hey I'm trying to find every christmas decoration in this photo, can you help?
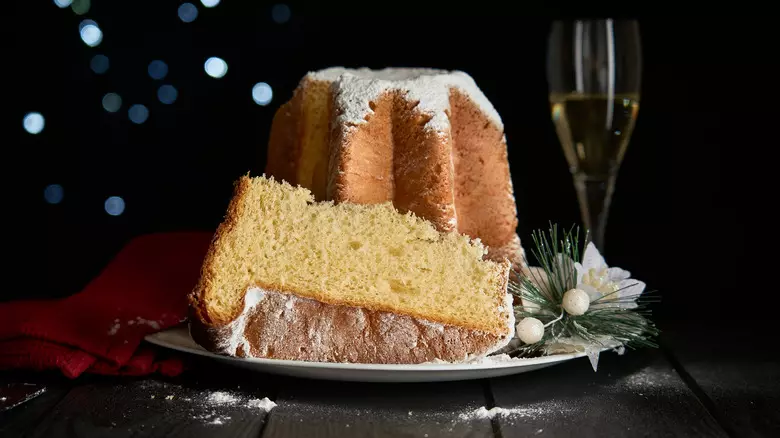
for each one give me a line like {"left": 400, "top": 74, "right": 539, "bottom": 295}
{"left": 515, "top": 317, "right": 544, "bottom": 344}
{"left": 562, "top": 288, "right": 589, "bottom": 315}
{"left": 505, "top": 224, "right": 659, "bottom": 371}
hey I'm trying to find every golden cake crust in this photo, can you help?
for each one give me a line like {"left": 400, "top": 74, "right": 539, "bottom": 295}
{"left": 190, "top": 287, "right": 513, "bottom": 364}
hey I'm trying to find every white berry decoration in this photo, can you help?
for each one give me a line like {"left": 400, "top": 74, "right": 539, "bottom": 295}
{"left": 515, "top": 317, "right": 544, "bottom": 344}
{"left": 562, "top": 288, "right": 590, "bottom": 315}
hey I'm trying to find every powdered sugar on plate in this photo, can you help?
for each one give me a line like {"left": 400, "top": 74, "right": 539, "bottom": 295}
{"left": 467, "top": 354, "right": 525, "bottom": 365}
{"left": 423, "top": 353, "right": 529, "bottom": 365}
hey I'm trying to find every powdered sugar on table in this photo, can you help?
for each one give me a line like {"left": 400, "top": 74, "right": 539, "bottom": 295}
{"left": 139, "top": 381, "right": 277, "bottom": 427}
{"left": 457, "top": 400, "right": 572, "bottom": 422}
{"left": 202, "top": 391, "right": 276, "bottom": 412}
{"left": 206, "top": 391, "right": 240, "bottom": 405}
{"left": 247, "top": 397, "right": 278, "bottom": 411}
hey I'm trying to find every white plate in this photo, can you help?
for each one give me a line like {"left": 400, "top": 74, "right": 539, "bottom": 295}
{"left": 145, "top": 326, "right": 589, "bottom": 383}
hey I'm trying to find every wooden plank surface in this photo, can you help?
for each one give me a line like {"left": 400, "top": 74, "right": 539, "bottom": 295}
{"left": 0, "top": 373, "right": 72, "bottom": 438}
{"left": 261, "top": 378, "right": 495, "bottom": 438}
{"left": 662, "top": 322, "right": 780, "bottom": 438}
{"left": 9, "top": 326, "right": 777, "bottom": 438}
{"left": 20, "top": 358, "right": 280, "bottom": 438}
{"left": 24, "top": 379, "right": 271, "bottom": 438}
{"left": 488, "top": 347, "right": 727, "bottom": 437}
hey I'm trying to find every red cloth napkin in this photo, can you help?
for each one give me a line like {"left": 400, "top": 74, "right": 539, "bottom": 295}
{"left": 0, "top": 232, "right": 213, "bottom": 378}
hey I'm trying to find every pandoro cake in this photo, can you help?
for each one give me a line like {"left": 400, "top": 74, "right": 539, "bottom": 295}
{"left": 188, "top": 176, "right": 515, "bottom": 363}
{"left": 265, "top": 67, "right": 524, "bottom": 267}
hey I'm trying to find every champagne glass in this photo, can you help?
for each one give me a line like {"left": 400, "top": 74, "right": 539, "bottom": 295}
{"left": 546, "top": 19, "right": 642, "bottom": 251}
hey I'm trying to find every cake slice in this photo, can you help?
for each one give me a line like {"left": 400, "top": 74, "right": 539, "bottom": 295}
{"left": 188, "top": 175, "right": 515, "bottom": 364}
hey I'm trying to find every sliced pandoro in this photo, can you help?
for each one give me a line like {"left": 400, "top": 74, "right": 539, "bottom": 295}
{"left": 188, "top": 175, "right": 515, "bottom": 364}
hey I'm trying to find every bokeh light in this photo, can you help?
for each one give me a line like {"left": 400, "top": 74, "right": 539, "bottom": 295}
{"left": 23, "top": 112, "right": 45, "bottom": 134}
{"left": 90, "top": 54, "right": 109, "bottom": 74}
{"left": 102, "top": 93, "right": 122, "bottom": 112}
{"left": 104, "top": 196, "right": 126, "bottom": 216}
{"left": 200, "top": 0, "right": 220, "bottom": 7}
{"left": 128, "top": 104, "right": 149, "bottom": 124}
{"left": 53, "top": 0, "right": 73, "bottom": 8}
{"left": 147, "top": 60, "right": 169, "bottom": 80}
{"left": 71, "top": 0, "right": 90, "bottom": 15}
{"left": 78, "top": 19, "right": 95, "bottom": 31}
{"left": 204, "top": 57, "right": 228, "bottom": 78}
{"left": 271, "top": 4, "right": 291, "bottom": 24}
{"left": 252, "top": 82, "right": 273, "bottom": 106}
{"left": 44, "top": 184, "right": 64, "bottom": 204}
{"left": 178, "top": 3, "right": 198, "bottom": 22}
{"left": 79, "top": 20, "right": 102, "bottom": 47}
{"left": 157, "top": 85, "right": 178, "bottom": 104}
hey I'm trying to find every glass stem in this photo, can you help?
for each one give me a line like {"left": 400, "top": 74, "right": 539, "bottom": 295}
{"left": 573, "top": 171, "right": 618, "bottom": 252}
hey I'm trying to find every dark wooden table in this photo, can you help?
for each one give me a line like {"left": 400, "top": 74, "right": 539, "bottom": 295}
{"left": 2, "top": 322, "right": 777, "bottom": 438}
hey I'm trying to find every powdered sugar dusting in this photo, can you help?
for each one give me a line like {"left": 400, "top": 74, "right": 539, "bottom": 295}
{"left": 207, "top": 391, "right": 240, "bottom": 405}
{"left": 501, "top": 290, "right": 516, "bottom": 348}
{"left": 312, "top": 67, "right": 444, "bottom": 82}
{"left": 137, "top": 381, "right": 277, "bottom": 427}
{"left": 206, "top": 415, "right": 230, "bottom": 425}
{"left": 107, "top": 321, "right": 120, "bottom": 335}
{"left": 431, "top": 289, "right": 514, "bottom": 359}
{"left": 467, "top": 353, "right": 522, "bottom": 365}
{"left": 311, "top": 67, "right": 503, "bottom": 132}
{"left": 135, "top": 317, "right": 161, "bottom": 330}
{"left": 217, "top": 286, "right": 267, "bottom": 355}
{"left": 421, "top": 353, "right": 527, "bottom": 366}
{"left": 458, "top": 401, "right": 572, "bottom": 422}
{"left": 459, "top": 406, "right": 524, "bottom": 420}
{"left": 247, "top": 397, "right": 277, "bottom": 412}
{"left": 417, "top": 318, "right": 445, "bottom": 333}
{"left": 609, "top": 365, "right": 685, "bottom": 396}
{"left": 199, "top": 391, "right": 277, "bottom": 413}
{"left": 108, "top": 316, "right": 163, "bottom": 336}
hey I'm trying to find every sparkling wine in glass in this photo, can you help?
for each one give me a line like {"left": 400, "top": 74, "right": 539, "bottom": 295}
{"left": 546, "top": 19, "right": 642, "bottom": 251}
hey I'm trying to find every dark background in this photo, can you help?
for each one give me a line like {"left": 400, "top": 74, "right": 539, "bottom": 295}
{"left": 10, "top": 2, "right": 774, "bottom": 323}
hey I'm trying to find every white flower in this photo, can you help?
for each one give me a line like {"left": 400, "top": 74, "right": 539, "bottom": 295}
{"left": 574, "top": 242, "right": 645, "bottom": 309}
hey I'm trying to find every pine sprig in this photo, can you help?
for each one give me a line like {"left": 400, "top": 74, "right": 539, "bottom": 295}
{"left": 507, "top": 223, "right": 660, "bottom": 358}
